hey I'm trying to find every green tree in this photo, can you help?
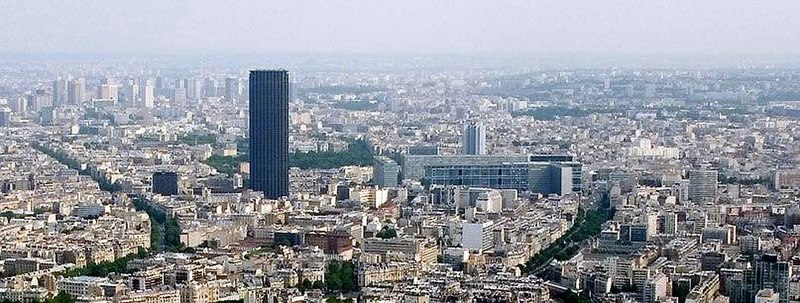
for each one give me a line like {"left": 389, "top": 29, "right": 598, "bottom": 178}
{"left": 0, "top": 211, "right": 17, "bottom": 220}
{"left": 375, "top": 226, "right": 397, "bottom": 239}
{"left": 522, "top": 205, "right": 616, "bottom": 275}
{"left": 299, "top": 278, "right": 312, "bottom": 293}
{"left": 204, "top": 138, "right": 375, "bottom": 172}
{"left": 50, "top": 291, "right": 75, "bottom": 303}
{"left": 325, "top": 261, "right": 358, "bottom": 292}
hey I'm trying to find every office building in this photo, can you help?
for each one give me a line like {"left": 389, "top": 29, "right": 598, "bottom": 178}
{"left": 188, "top": 78, "right": 203, "bottom": 100}
{"left": 529, "top": 154, "right": 583, "bottom": 192}
{"left": 67, "top": 78, "right": 86, "bottom": 105}
{"left": 529, "top": 154, "right": 575, "bottom": 162}
{"left": 172, "top": 88, "right": 187, "bottom": 105}
{"left": 462, "top": 122, "right": 486, "bottom": 155}
{"left": 740, "top": 235, "right": 762, "bottom": 255}
{"left": 224, "top": 77, "right": 241, "bottom": 103}
{"left": 204, "top": 78, "right": 217, "bottom": 97}
{"left": 10, "top": 97, "right": 26, "bottom": 113}
{"left": 473, "top": 188, "right": 503, "bottom": 213}
{"left": 27, "top": 89, "right": 50, "bottom": 111}
{"left": 701, "top": 250, "right": 727, "bottom": 271}
{"left": 721, "top": 268, "right": 746, "bottom": 303}
{"left": 363, "top": 237, "right": 423, "bottom": 258}
{"left": 403, "top": 154, "right": 529, "bottom": 181}
{"left": 408, "top": 144, "right": 440, "bottom": 155}
{"left": 335, "top": 183, "right": 350, "bottom": 201}
{"left": 423, "top": 161, "right": 573, "bottom": 195}
{"left": 152, "top": 172, "right": 179, "bottom": 196}
{"left": 0, "top": 107, "right": 10, "bottom": 127}
{"left": 689, "top": 168, "right": 718, "bottom": 203}
{"left": 702, "top": 226, "right": 734, "bottom": 245}
{"left": 373, "top": 156, "right": 399, "bottom": 187}
{"left": 743, "top": 254, "right": 791, "bottom": 303}
{"left": 628, "top": 224, "right": 649, "bottom": 242}
{"left": 304, "top": 231, "right": 353, "bottom": 255}
{"left": 140, "top": 85, "right": 155, "bottom": 108}
{"left": 155, "top": 76, "right": 164, "bottom": 95}
{"left": 249, "top": 70, "right": 290, "bottom": 198}
{"left": 52, "top": 78, "right": 68, "bottom": 106}
{"left": 58, "top": 276, "right": 120, "bottom": 299}
{"left": 123, "top": 82, "right": 139, "bottom": 104}
{"left": 462, "top": 220, "right": 496, "bottom": 252}
{"left": 97, "top": 84, "right": 119, "bottom": 101}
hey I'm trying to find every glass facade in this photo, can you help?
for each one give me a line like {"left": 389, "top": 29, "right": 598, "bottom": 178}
{"left": 423, "top": 162, "right": 572, "bottom": 195}
{"left": 249, "top": 70, "right": 290, "bottom": 199}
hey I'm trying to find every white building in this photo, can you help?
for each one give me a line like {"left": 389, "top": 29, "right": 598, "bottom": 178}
{"left": 462, "top": 220, "right": 495, "bottom": 253}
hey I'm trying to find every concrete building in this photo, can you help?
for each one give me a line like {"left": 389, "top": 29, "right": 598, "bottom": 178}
{"left": 462, "top": 122, "right": 486, "bottom": 155}
{"left": 643, "top": 273, "right": 668, "bottom": 303}
{"left": 0, "top": 107, "right": 10, "bottom": 127}
{"left": 755, "top": 289, "right": 780, "bottom": 303}
{"left": 403, "top": 154, "right": 528, "bottom": 181}
{"left": 744, "top": 254, "right": 791, "bottom": 303}
{"left": 408, "top": 145, "right": 439, "bottom": 155}
{"left": 140, "top": 85, "right": 155, "bottom": 108}
{"left": 57, "top": 276, "right": 119, "bottom": 298}
{"left": 67, "top": 78, "right": 86, "bottom": 105}
{"left": 373, "top": 156, "right": 399, "bottom": 187}
{"left": 462, "top": 220, "right": 495, "bottom": 252}
{"left": 689, "top": 168, "right": 718, "bottom": 203}
{"left": 52, "top": 78, "right": 68, "bottom": 106}
{"left": 117, "top": 289, "right": 180, "bottom": 303}
{"left": 224, "top": 77, "right": 241, "bottom": 103}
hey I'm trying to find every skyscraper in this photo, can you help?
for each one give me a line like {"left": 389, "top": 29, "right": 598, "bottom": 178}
{"left": 67, "top": 78, "right": 86, "bottom": 105}
{"left": 0, "top": 107, "right": 11, "bottom": 127}
{"left": 689, "top": 168, "right": 718, "bottom": 203}
{"left": 98, "top": 81, "right": 119, "bottom": 101}
{"left": 52, "top": 78, "right": 68, "bottom": 106}
{"left": 188, "top": 78, "right": 203, "bottom": 100}
{"left": 10, "top": 97, "right": 26, "bottom": 114}
{"left": 140, "top": 85, "right": 155, "bottom": 108}
{"left": 462, "top": 122, "right": 486, "bottom": 155}
{"left": 204, "top": 77, "right": 217, "bottom": 97}
{"left": 249, "top": 70, "right": 289, "bottom": 199}
{"left": 225, "top": 77, "right": 241, "bottom": 103}
{"left": 123, "top": 80, "right": 138, "bottom": 104}
{"left": 173, "top": 79, "right": 187, "bottom": 105}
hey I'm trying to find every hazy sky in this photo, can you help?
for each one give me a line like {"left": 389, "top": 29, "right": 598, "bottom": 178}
{"left": 2, "top": 0, "right": 799, "bottom": 55}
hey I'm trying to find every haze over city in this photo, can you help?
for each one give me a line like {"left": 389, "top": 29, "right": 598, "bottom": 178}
{"left": 2, "top": 2, "right": 800, "bottom": 303}
{"left": 2, "top": 1, "right": 800, "bottom": 55}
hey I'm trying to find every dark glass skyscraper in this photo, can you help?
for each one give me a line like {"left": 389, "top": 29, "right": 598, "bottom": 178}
{"left": 249, "top": 70, "right": 289, "bottom": 198}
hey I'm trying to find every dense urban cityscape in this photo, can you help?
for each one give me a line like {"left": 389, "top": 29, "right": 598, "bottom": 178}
{"left": 3, "top": 1, "right": 800, "bottom": 303}
{"left": 1, "top": 53, "right": 800, "bottom": 303}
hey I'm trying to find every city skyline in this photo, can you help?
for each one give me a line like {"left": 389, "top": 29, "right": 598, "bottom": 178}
{"left": 3, "top": 2, "right": 800, "bottom": 303}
